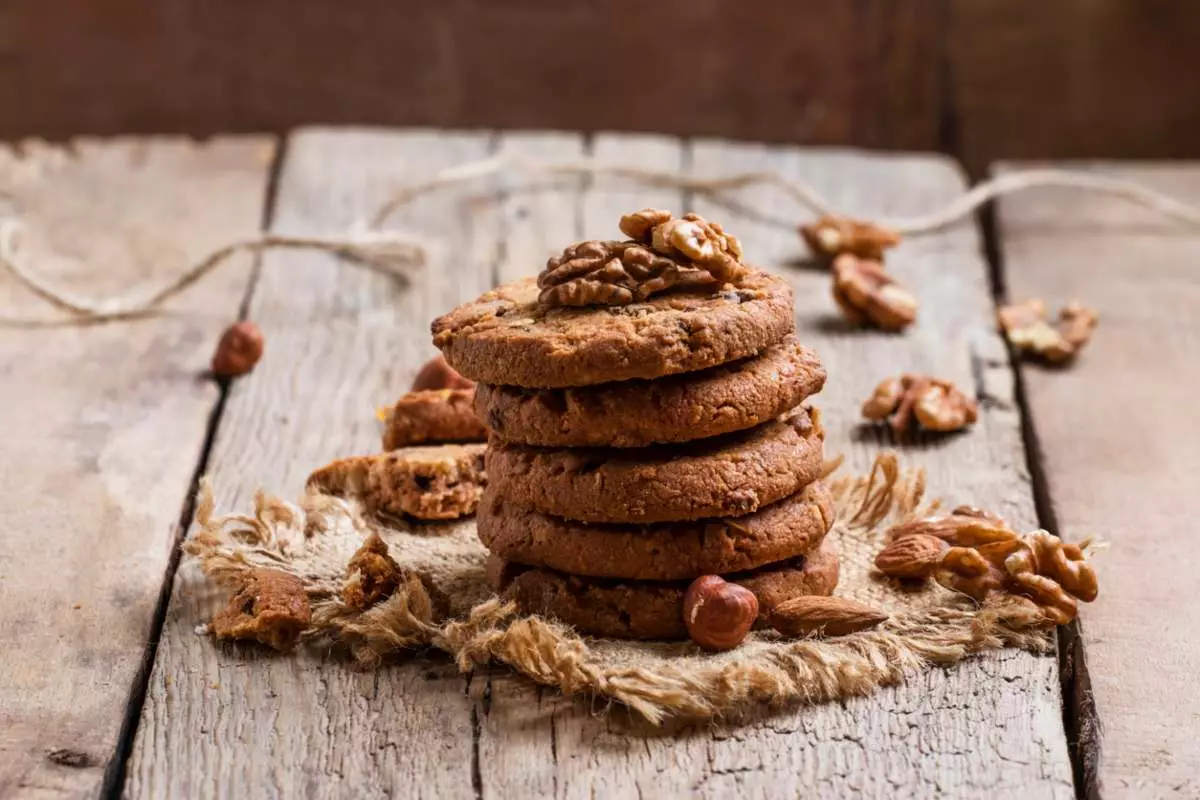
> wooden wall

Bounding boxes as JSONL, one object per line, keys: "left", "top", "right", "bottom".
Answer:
{"left": 0, "top": 0, "right": 1197, "bottom": 174}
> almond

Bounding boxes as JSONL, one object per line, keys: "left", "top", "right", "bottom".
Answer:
{"left": 874, "top": 534, "right": 948, "bottom": 578}
{"left": 767, "top": 596, "right": 888, "bottom": 638}
{"left": 886, "top": 514, "right": 1014, "bottom": 548}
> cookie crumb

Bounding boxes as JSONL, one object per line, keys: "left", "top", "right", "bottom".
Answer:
{"left": 343, "top": 532, "right": 404, "bottom": 610}
{"left": 211, "top": 568, "right": 311, "bottom": 652}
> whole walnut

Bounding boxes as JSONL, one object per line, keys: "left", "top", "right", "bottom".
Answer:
{"left": 211, "top": 321, "right": 264, "bottom": 378}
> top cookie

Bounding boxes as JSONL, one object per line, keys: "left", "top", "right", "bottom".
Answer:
{"left": 431, "top": 269, "right": 794, "bottom": 388}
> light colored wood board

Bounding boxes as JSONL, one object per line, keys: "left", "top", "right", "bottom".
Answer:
{"left": 467, "top": 136, "right": 1076, "bottom": 798}
{"left": 463, "top": 136, "right": 1075, "bottom": 796}
{"left": 125, "top": 128, "right": 497, "bottom": 799}
{"left": 995, "top": 162, "right": 1200, "bottom": 798}
{"left": 493, "top": 132, "right": 589, "bottom": 284}
{"left": 0, "top": 136, "right": 273, "bottom": 799}
{"left": 685, "top": 142, "right": 1074, "bottom": 798}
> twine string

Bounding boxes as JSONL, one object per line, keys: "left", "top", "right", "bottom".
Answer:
{"left": 5, "top": 156, "right": 1200, "bottom": 325}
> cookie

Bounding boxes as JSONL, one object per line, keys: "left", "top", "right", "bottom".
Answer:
{"left": 432, "top": 269, "right": 794, "bottom": 388}
{"left": 381, "top": 388, "right": 486, "bottom": 450}
{"left": 307, "top": 444, "right": 486, "bottom": 521}
{"left": 475, "top": 335, "right": 824, "bottom": 447}
{"left": 486, "top": 406, "right": 824, "bottom": 523}
{"left": 478, "top": 480, "right": 833, "bottom": 581}
{"left": 493, "top": 544, "right": 840, "bottom": 640}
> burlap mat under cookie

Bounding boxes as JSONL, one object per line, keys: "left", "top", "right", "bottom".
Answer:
{"left": 188, "top": 453, "right": 1051, "bottom": 724}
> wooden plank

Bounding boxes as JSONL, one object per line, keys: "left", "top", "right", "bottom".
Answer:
{"left": 680, "top": 144, "right": 1075, "bottom": 796}
{"left": 995, "top": 162, "right": 1200, "bottom": 798}
{"left": 0, "top": 136, "right": 273, "bottom": 798}
{"left": 471, "top": 137, "right": 1076, "bottom": 796}
{"left": 125, "top": 128, "right": 496, "bottom": 798}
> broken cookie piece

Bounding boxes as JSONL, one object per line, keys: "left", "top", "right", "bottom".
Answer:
{"left": 381, "top": 388, "right": 487, "bottom": 450}
{"left": 343, "top": 532, "right": 404, "bottom": 611}
{"left": 307, "top": 444, "right": 487, "bottom": 521}
{"left": 211, "top": 568, "right": 311, "bottom": 652}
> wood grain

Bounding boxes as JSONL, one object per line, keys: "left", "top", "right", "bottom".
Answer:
{"left": 470, "top": 136, "right": 1077, "bottom": 797}
{"left": 995, "top": 162, "right": 1200, "bottom": 798}
{"left": 125, "top": 131, "right": 1078, "bottom": 797}
{"left": 682, "top": 143, "right": 1075, "bottom": 797}
{"left": 125, "top": 129, "right": 496, "bottom": 798}
{"left": 0, "top": 136, "right": 272, "bottom": 798}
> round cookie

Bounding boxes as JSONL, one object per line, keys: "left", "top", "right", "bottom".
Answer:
{"left": 475, "top": 335, "right": 825, "bottom": 447}
{"left": 382, "top": 388, "right": 486, "bottom": 450}
{"left": 477, "top": 480, "right": 834, "bottom": 581}
{"left": 486, "top": 406, "right": 824, "bottom": 523}
{"left": 431, "top": 269, "right": 794, "bottom": 388}
{"left": 493, "top": 544, "right": 841, "bottom": 640}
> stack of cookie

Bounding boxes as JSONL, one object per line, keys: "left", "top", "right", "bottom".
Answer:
{"left": 433, "top": 209, "right": 838, "bottom": 641}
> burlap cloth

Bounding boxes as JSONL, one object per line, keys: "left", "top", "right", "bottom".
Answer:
{"left": 188, "top": 453, "right": 1051, "bottom": 724}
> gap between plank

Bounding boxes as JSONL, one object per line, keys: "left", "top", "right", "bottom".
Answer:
{"left": 981, "top": 209, "right": 1102, "bottom": 800}
{"left": 99, "top": 135, "right": 290, "bottom": 800}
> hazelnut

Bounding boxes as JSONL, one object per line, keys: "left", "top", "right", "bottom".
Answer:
{"left": 682, "top": 575, "right": 759, "bottom": 651}
{"left": 412, "top": 354, "right": 474, "bottom": 392}
{"left": 211, "top": 321, "right": 264, "bottom": 378}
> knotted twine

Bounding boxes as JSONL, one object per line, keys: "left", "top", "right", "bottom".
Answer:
{"left": 5, "top": 158, "right": 1200, "bottom": 325}
{"left": 187, "top": 453, "right": 1056, "bottom": 724}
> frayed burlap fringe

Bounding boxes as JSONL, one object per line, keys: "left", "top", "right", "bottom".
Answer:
{"left": 187, "top": 453, "right": 1053, "bottom": 725}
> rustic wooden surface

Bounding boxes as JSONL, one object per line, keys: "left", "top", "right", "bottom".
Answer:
{"left": 995, "top": 163, "right": 1200, "bottom": 799}
{"left": 114, "top": 129, "right": 1081, "bottom": 797}
{"left": 0, "top": 137, "right": 272, "bottom": 797}
{"left": 8, "top": 2, "right": 1200, "bottom": 173}
{"left": 125, "top": 129, "right": 494, "bottom": 798}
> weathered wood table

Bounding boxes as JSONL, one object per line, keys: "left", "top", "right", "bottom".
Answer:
{"left": 1, "top": 130, "right": 1193, "bottom": 799}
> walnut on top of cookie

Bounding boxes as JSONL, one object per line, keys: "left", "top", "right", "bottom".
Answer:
{"left": 537, "top": 208, "right": 749, "bottom": 308}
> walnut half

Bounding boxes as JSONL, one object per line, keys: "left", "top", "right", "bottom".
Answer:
{"left": 801, "top": 215, "right": 900, "bottom": 262}
{"left": 538, "top": 209, "right": 747, "bottom": 309}
{"left": 998, "top": 299, "right": 1098, "bottom": 363}
{"left": 862, "top": 373, "right": 978, "bottom": 434}
{"left": 832, "top": 255, "right": 917, "bottom": 332}
{"left": 537, "top": 240, "right": 716, "bottom": 308}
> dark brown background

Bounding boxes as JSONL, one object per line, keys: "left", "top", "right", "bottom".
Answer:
{"left": 2, "top": 0, "right": 1198, "bottom": 175}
